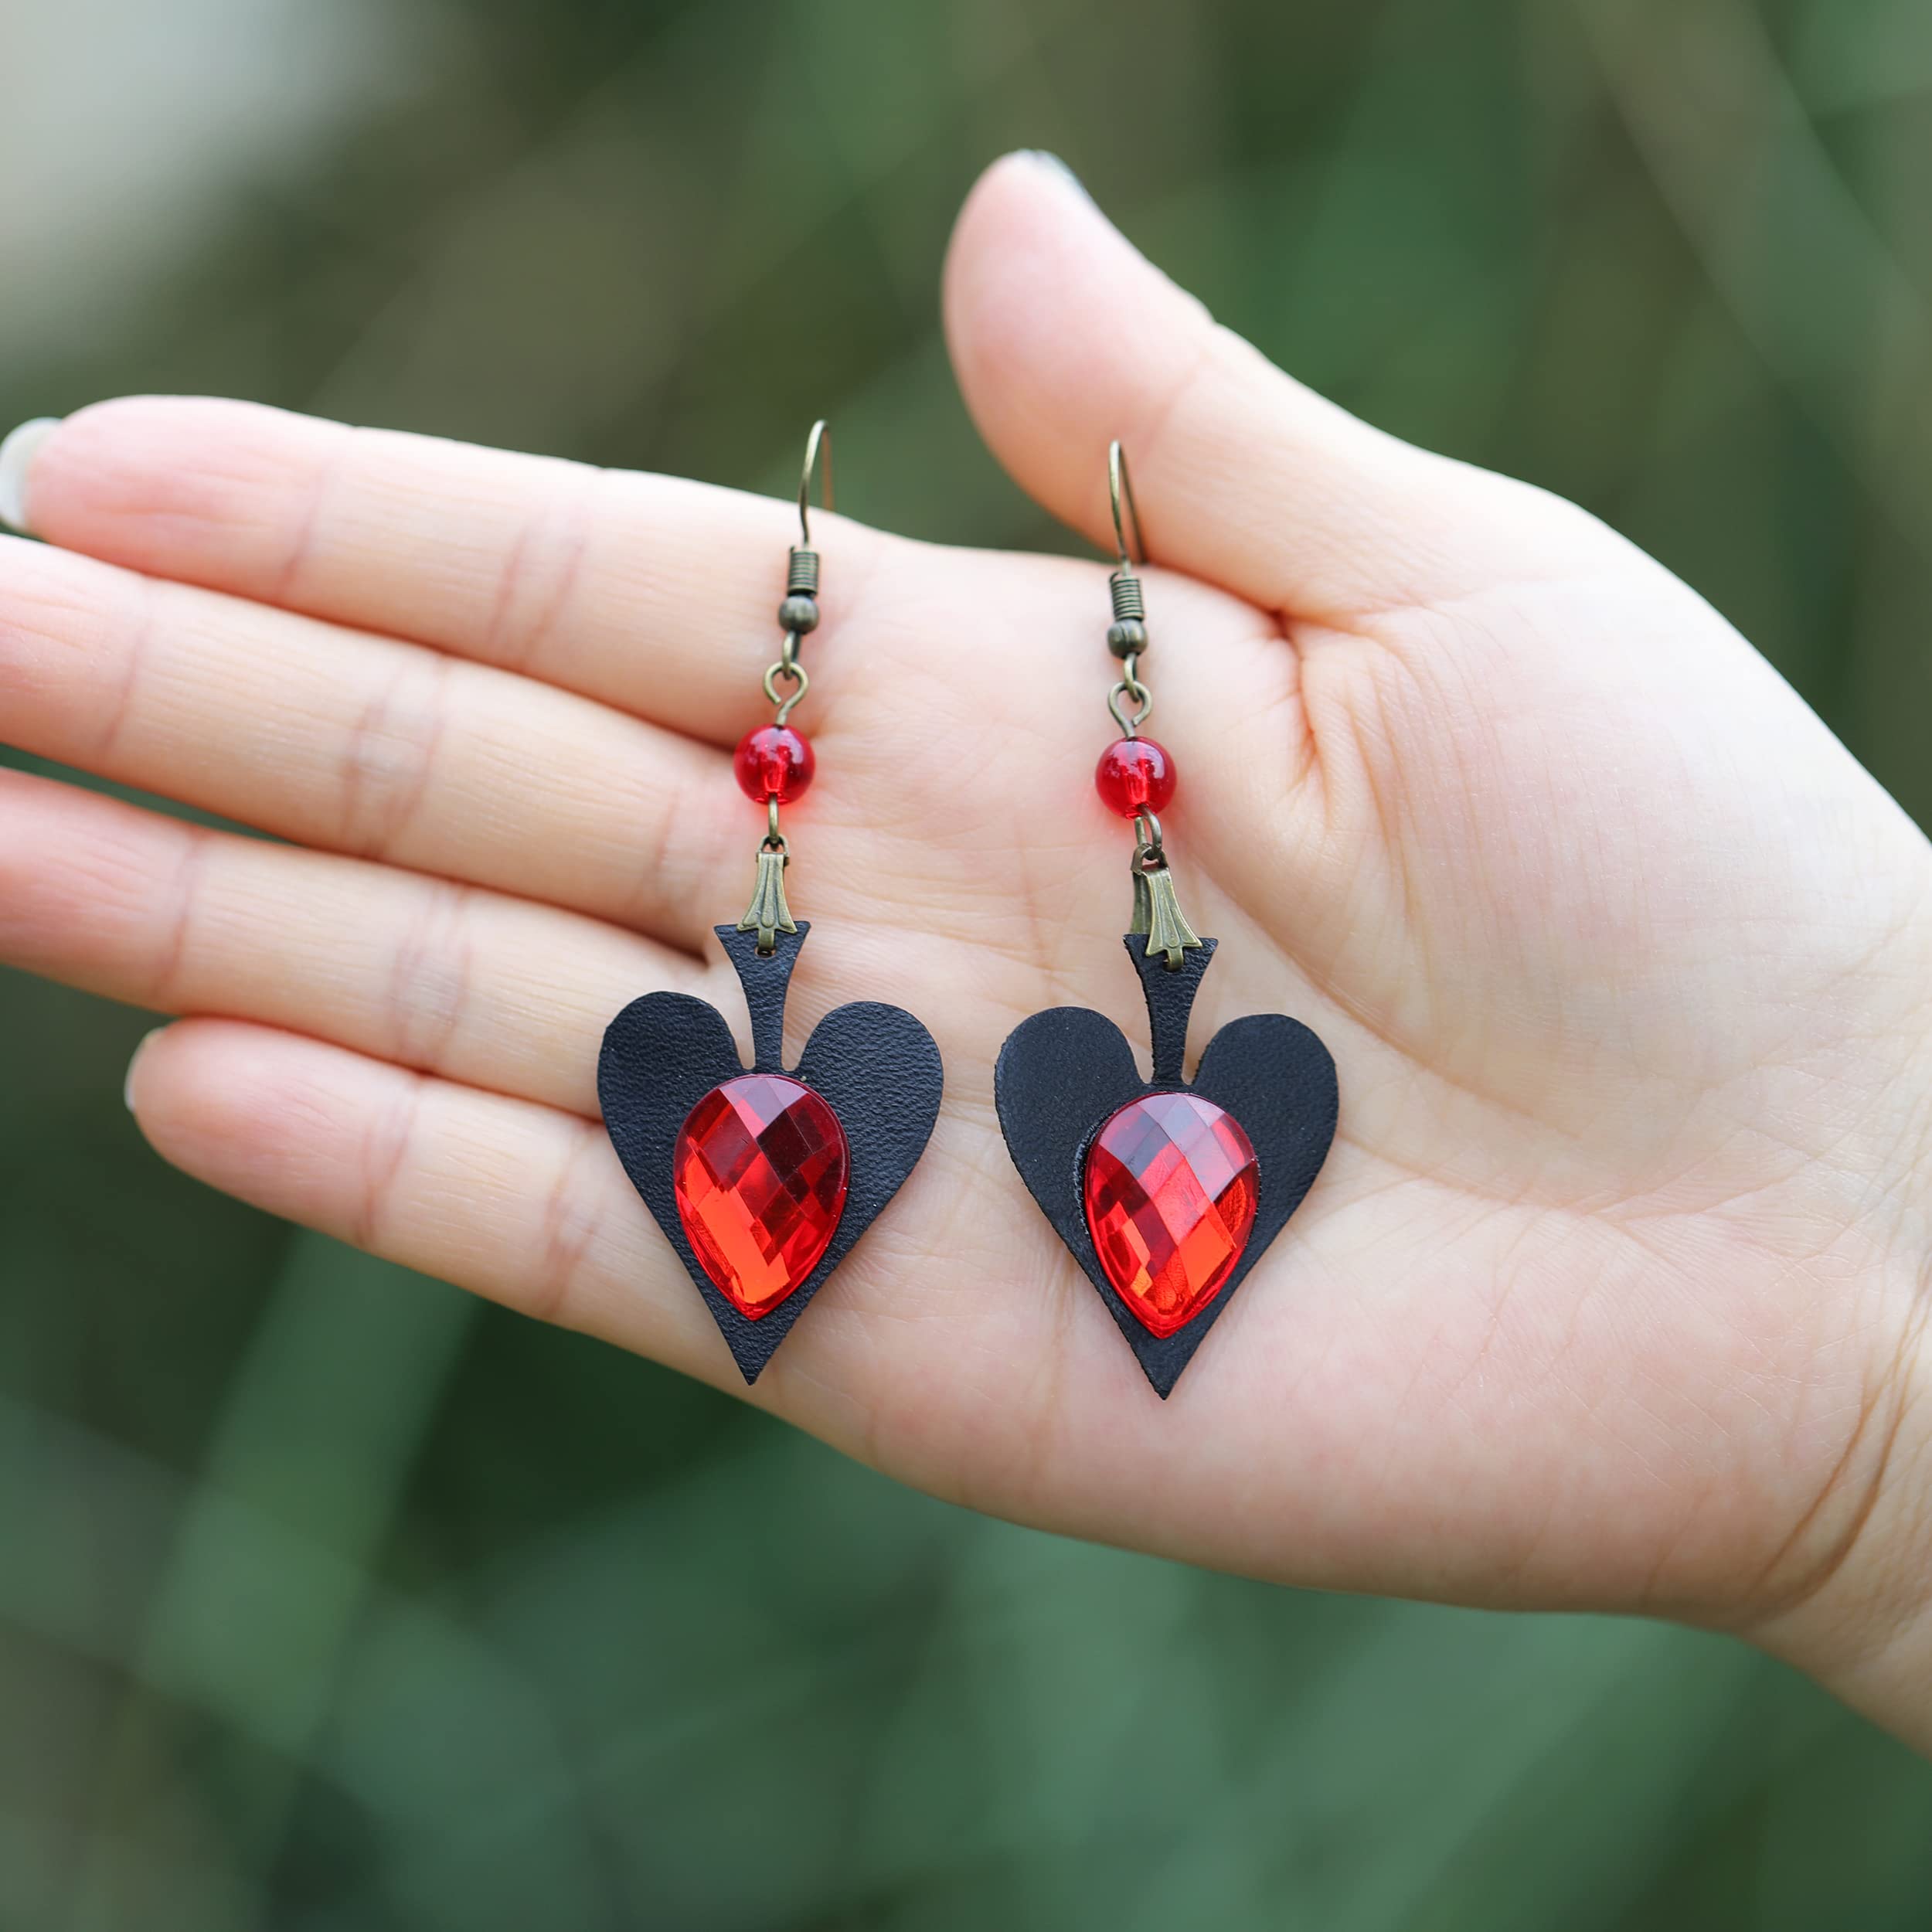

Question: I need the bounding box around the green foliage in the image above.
[4,0,1930,1923]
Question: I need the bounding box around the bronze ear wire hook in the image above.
[1105,441,1155,741]
[743,420,837,949]
[764,420,832,729]
[798,417,833,546]
[1108,437,1144,572]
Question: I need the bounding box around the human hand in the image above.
[4,155,1929,1743]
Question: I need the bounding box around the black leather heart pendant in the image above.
[995,936,1337,1396]
[600,922,942,1383]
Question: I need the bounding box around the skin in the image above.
[3,154,1930,1745]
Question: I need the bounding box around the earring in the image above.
[599,423,943,1383]
[994,443,1338,1397]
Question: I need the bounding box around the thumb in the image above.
[943,151,1526,621]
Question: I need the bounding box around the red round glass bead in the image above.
[1094,736,1177,818]
[733,724,815,804]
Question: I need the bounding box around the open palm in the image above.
[5,156,1930,1725]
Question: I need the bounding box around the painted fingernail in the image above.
[1015,150,1095,206]
[0,417,60,536]
[125,1026,165,1113]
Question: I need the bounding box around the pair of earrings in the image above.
[598,426,1338,1397]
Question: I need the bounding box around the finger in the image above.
[12,396,883,747]
[125,1020,982,1417]
[127,1018,732,1376]
[0,537,744,952]
[0,767,702,1115]
[125,1020,1022,1481]
[942,152,1566,621]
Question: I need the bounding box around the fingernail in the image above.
[1015,150,1095,207]
[0,417,60,536]
[125,1026,165,1113]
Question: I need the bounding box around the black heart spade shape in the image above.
[599,922,943,1384]
[995,937,1338,1396]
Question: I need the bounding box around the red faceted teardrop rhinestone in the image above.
[674,1074,849,1318]
[1083,1093,1259,1338]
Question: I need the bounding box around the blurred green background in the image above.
[5,0,1932,1925]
